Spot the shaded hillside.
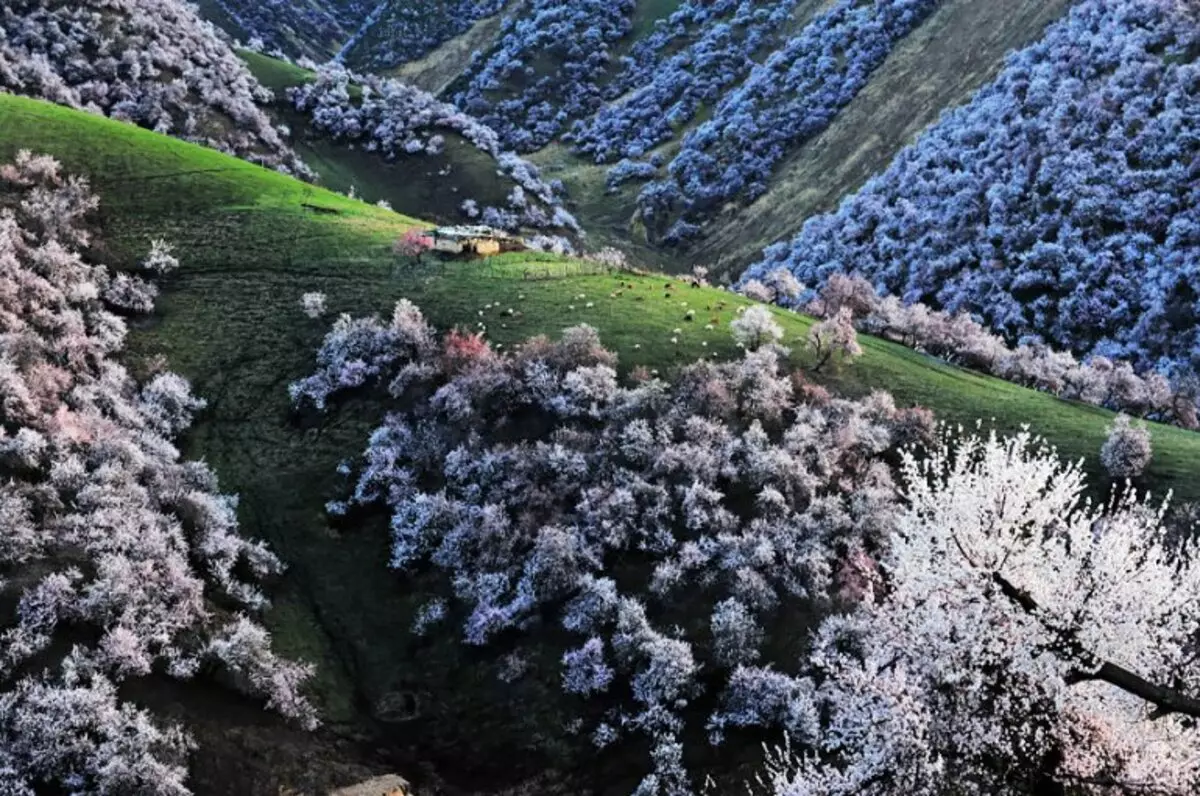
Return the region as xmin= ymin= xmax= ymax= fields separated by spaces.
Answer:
xmin=388 ymin=10 xmax=510 ymax=95
xmin=400 ymin=0 xmax=1077 ymax=272
xmin=194 ymin=0 xmax=1084 ymax=272
xmin=340 ymin=0 xmax=511 ymax=72
xmin=195 ymin=0 xmax=372 ymax=61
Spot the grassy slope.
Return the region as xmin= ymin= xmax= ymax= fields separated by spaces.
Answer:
xmin=241 ymin=50 xmax=523 ymax=225
xmin=4 ymin=93 xmax=1199 ymax=789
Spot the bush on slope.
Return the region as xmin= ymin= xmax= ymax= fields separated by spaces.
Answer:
xmin=0 ymin=0 xmax=304 ymax=173
xmin=746 ymin=0 xmax=1200 ymax=375
xmin=638 ymin=0 xmax=942 ymax=242
xmin=0 ymin=152 xmax=314 ymax=793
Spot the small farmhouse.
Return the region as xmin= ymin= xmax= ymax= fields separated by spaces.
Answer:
xmin=432 ymin=225 xmax=525 ymax=256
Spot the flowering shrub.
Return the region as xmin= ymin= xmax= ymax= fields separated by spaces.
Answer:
xmin=1101 ymin=414 xmax=1153 ymax=479
xmin=729 ymin=305 xmax=784 ymax=350
xmin=301 ymin=291 xmax=328 ymax=319
xmin=638 ymin=0 xmax=942 ymax=238
xmin=294 ymin=305 xmax=930 ymax=793
xmin=393 ymin=229 xmax=434 ymax=260
xmin=0 ymin=153 xmax=314 ymax=792
xmin=0 ymin=0 xmax=305 ymax=173
xmin=746 ymin=0 xmax=1200 ymax=374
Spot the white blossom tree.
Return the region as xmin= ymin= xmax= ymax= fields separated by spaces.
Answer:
xmin=1101 ymin=414 xmax=1153 ymax=480
xmin=757 ymin=429 xmax=1200 ymax=795
xmin=730 ymin=305 xmax=785 ymax=350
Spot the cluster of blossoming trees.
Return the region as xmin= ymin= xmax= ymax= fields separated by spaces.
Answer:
xmin=451 ymin=0 xmax=637 ymax=151
xmin=571 ymin=0 xmax=800 ymax=170
xmin=0 ymin=153 xmax=314 ymax=793
xmin=289 ymin=64 xmax=580 ymax=232
xmin=757 ymin=428 xmax=1200 ymax=794
xmin=753 ymin=273 xmax=1200 ymax=429
xmin=635 ymin=0 xmax=942 ymax=242
xmin=293 ymin=294 xmax=1200 ymax=794
xmin=450 ymin=0 xmax=942 ymax=234
xmin=0 ymin=0 xmax=305 ymax=174
xmin=747 ymin=0 xmax=1200 ymax=375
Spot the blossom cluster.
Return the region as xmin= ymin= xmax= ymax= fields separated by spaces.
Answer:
xmin=0 ymin=0 xmax=305 ymax=174
xmin=765 ymin=270 xmax=1200 ymax=429
xmin=754 ymin=429 xmax=1200 ymax=794
xmin=0 ymin=153 xmax=314 ymax=793
xmin=746 ymin=0 xmax=1200 ymax=373
xmin=293 ymin=303 xmax=932 ymax=793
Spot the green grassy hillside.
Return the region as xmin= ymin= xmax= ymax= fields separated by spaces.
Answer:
xmin=240 ymin=50 xmax=532 ymax=227
xmin=3 ymin=93 xmax=1198 ymax=792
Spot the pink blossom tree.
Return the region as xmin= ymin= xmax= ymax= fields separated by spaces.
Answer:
xmin=393 ymin=229 xmax=435 ymax=262
xmin=807 ymin=307 xmax=862 ymax=372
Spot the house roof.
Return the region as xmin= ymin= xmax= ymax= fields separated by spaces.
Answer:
xmin=433 ymin=225 xmax=521 ymax=242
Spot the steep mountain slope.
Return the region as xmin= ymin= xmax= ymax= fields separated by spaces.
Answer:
xmin=746 ymin=0 xmax=1200 ymax=373
xmin=340 ymin=0 xmax=510 ymax=72
xmin=195 ymin=0 xmax=373 ymax=61
xmin=699 ymin=0 xmax=1074 ymax=270
xmin=385 ymin=0 xmax=1074 ymax=270
xmin=202 ymin=0 xmax=513 ymax=71
xmin=4 ymin=90 xmax=1200 ymax=793
xmin=190 ymin=1 xmax=1088 ymax=270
